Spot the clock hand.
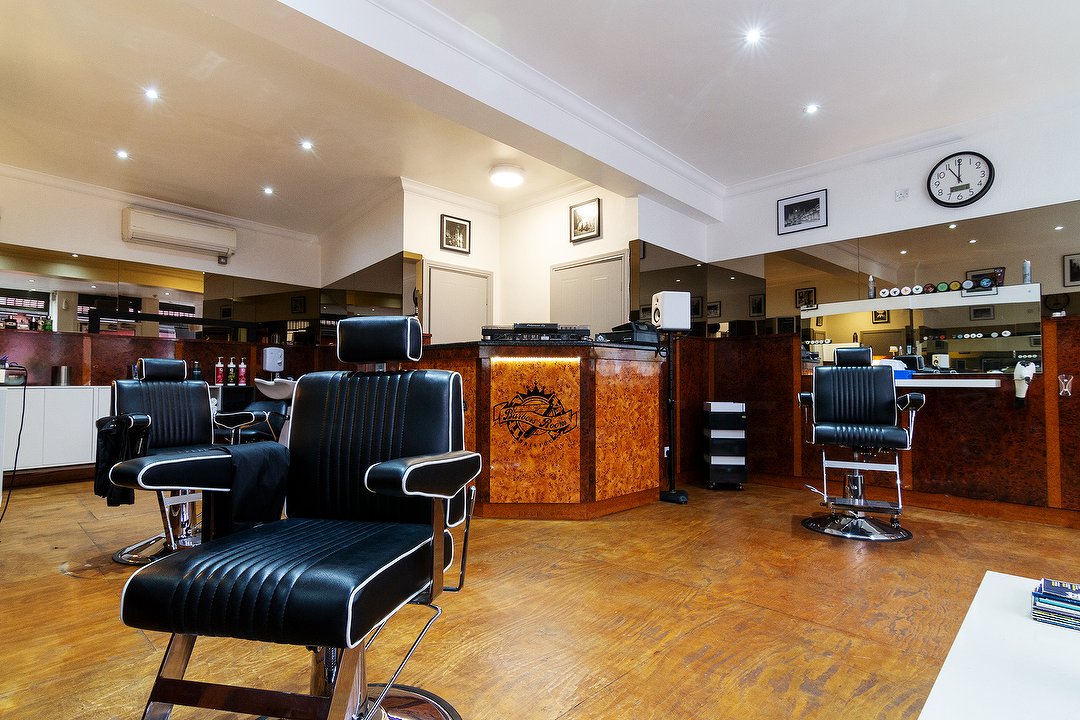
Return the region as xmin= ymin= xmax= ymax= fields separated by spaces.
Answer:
xmin=954 ymin=158 xmax=963 ymax=182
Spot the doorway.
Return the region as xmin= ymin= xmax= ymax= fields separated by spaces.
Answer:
xmin=550 ymin=252 xmax=629 ymax=335
xmin=426 ymin=263 xmax=492 ymax=343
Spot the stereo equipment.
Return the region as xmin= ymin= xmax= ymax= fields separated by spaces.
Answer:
xmin=652 ymin=291 xmax=691 ymax=331
xmin=601 ymin=321 xmax=660 ymax=345
xmin=481 ymin=323 xmax=591 ymax=341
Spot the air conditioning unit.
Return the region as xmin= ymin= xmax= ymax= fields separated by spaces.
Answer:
xmin=122 ymin=207 xmax=237 ymax=259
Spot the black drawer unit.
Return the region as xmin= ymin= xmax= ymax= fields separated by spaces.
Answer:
xmin=703 ymin=401 xmax=746 ymax=489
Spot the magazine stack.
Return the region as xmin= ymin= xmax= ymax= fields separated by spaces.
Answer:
xmin=1031 ymin=578 xmax=1080 ymax=631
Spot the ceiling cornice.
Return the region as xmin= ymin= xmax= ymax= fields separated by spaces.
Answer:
xmin=276 ymin=0 xmax=727 ymax=220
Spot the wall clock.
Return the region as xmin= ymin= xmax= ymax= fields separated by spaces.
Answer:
xmin=1043 ymin=293 xmax=1070 ymax=312
xmin=926 ymin=151 xmax=994 ymax=207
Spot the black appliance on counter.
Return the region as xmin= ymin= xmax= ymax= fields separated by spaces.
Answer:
xmin=482 ymin=323 xmax=591 ymax=341
xmin=597 ymin=321 xmax=660 ymax=346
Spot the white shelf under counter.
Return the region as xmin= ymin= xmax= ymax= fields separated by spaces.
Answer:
xmin=895 ymin=376 xmax=1002 ymax=388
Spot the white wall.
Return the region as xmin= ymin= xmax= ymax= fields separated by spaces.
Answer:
xmin=0 ymin=165 xmax=320 ymax=287
xmin=321 ymin=182 xmax=404 ymax=287
xmin=637 ymin=195 xmax=708 ymax=261
xmin=710 ymin=99 xmax=1080 ymax=263
xmin=499 ymin=187 xmax=637 ymax=324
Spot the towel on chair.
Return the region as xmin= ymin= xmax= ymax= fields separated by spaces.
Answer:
xmin=220 ymin=442 xmax=289 ymax=532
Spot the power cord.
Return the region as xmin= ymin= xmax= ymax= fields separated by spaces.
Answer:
xmin=0 ymin=363 xmax=28 ymax=529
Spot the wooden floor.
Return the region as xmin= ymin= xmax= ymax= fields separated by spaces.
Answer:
xmin=1 ymin=478 xmax=1078 ymax=719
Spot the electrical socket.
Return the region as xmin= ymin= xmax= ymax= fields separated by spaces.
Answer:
xmin=894 ymin=188 xmax=909 ymax=202
xmin=663 ymin=445 xmax=670 ymax=457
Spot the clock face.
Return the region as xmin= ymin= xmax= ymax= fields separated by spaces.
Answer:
xmin=927 ymin=151 xmax=995 ymax=207
xmin=1044 ymin=293 xmax=1070 ymax=311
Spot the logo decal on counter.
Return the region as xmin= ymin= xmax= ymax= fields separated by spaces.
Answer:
xmin=493 ymin=384 xmax=578 ymax=443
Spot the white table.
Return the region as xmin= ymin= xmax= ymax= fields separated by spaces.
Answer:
xmin=919 ymin=570 xmax=1080 ymax=718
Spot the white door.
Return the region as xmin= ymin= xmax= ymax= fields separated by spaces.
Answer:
xmin=427 ymin=264 xmax=492 ymax=344
xmin=550 ymin=252 xmax=628 ymax=335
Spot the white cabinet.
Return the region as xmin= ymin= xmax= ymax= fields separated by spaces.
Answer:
xmin=3 ymin=386 xmax=110 ymax=471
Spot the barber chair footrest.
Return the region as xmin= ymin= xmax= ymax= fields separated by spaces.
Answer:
xmin=802 ymin=514 xmax=912 ymax=542
xmin=825 ymin=497 xmax=901 ymax=515
xmin=366 ymin=684 xmax=462 ymax=720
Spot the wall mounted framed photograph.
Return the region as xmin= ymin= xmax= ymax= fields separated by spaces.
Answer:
xmin=969 ymin=305 xmax=995 ymax=321
xmin=690 ymin=296 xmax=704 ymax=320
xmin=962 ymin=266 xmax=1005 ymax=296
xmin=872 ymin=309 xmax=890 ymax=324
xmin=440 ymin=214 xmax=471 ymax=254
xmin=795 ymin=286 xmax=817 ymax=310
xmin=569 ymin=197 xmax=601 ymax=242
xmin=1064 ymin=253 xmax=1080 ymax=287
xmin=290 ymin=296 xmax=306 ymax=314
xmin=815 ymin=315 xmax=823 ymax=327
xmin=777 ymin=189 xmax=827 ymax=235
xmin=748 ymin=293 xmax=765 ymax=317
xmin=706 ymin=301 xmax=721 ymax=318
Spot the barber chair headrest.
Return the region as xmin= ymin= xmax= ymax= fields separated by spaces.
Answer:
xmin=337 ymin=316 xmax=423 ymax=364
xmin=137 ymin=358 xmax=187 ymax=381
xmin=834 ymin=346 xmax=872 ymax=367
xmin=895 ymin=354 xmax=924 ymax=371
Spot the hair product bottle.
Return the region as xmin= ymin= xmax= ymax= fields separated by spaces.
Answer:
xmin=214 ymin=357 xmax=224 ymax=385
xmin=238 ymin=358 xmax=247 ymax=385
xmin=226 ymin=357 xmax=237 ymax=386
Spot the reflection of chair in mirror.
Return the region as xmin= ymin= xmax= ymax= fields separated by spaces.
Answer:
xmin=798 ymin=346 xmax=925 ymax=541
xmin=112 ymin=316 xmax=481 ymax=720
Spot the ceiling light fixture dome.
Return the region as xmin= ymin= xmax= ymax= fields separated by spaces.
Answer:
xmin=489 ymin=164 xmax=525 ymax=188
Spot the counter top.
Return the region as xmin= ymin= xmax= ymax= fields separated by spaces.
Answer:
xmin=896 ymin=377 xmax=1002 ymax=388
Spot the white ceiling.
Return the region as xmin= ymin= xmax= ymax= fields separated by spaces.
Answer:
xmin=3 ymin=0 xmax=1080 ymax=238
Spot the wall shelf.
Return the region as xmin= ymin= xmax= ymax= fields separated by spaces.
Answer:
xmin=801 ymin=283 xmax=1041 ymax=318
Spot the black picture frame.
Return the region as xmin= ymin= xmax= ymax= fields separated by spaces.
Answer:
xmin=795 ymin=286 xmax=817 ymax=310
xmin=440 ymin=214 xmax=471 ymax=254
xmin=691 ymin=296 xmax=704 ymax=320
xmin=970 ymin=305 xmax=995 ymax=321
xmin=570 ymin=198 xmax=602 ymax=242
xmin=962 ymin=267 xmax=1005 ymax=296
xmin=290 ymin=296 xmax=306 ymax=314
xmin=706 ymin=301 xmax=721 ymax=318
xmin=777 ymin=189 xmax=827 ymax=235
xmin=1064 ymin=253 xmax=1080 ymax=287
xmin=872 ymin=309 xmax=890 ymax=324
xmin=748 ymin=293 xmax=765 ymax=317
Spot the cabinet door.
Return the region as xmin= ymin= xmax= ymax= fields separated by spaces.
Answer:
xmin=3 ymin=387 xmax=45 ymax=471
xmin=42 ymin=388 xmax=96 ymax=467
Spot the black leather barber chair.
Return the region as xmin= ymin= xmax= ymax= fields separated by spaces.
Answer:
xmin=100 ymin=358 xmax=274 ymax=565
xmin=212 ymin=399 xmax=289 ymax=444
xmin=111 ymin=316 xmax=481 ymax=720
xmin=798 ymin=346 xmax=925 ymax=542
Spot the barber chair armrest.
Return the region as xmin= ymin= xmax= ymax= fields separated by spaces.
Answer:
xmin=97 ymin=412 xmax=152 ymax=432
xmin=798 ymin=392 xmax=813 ymax=407
xmin=110 ymin=447 xmax=233 ymax=491
xmin=214 ymin=410 xmax=270 ymax=431
xmin=896 ymin=392 xmax=926 ymax=413
xmin=365 ymin=450 xmax=482 ymax=499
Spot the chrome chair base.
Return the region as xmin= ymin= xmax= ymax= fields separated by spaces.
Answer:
xmin=366 ymin=684 xmax=462 ymax=720
xmin=112 ymin=533 xmax=168 ymax=565
xmin=802 ymin=513 xmax=912 ymax=542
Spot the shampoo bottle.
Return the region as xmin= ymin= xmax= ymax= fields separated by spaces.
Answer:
xmin=214 ymin=357 xmax=224 ymax=385
xmin=191 ymin=360 xmax=203 ymax=381
xmin=226 ymin=357 xmax=237 ymax=386
xmin=238 ymin=358 xmax=247 ymax=385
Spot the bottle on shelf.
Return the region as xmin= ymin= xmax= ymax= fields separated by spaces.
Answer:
xmin=214 ymin=357 xmax=224 ymax=385
xmin=190 ymin=360 xmax=203 ymax=381
xmin=237 ymin=357 xmax=247 ymax=385
xmin=226 ymin=357 xmax=237 ymax=386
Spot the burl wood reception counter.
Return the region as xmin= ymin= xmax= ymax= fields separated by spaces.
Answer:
xmin=417 ymin=342 xmax=664 ymax=520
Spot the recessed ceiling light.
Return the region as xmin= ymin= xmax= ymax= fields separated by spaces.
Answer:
xmin=745 ymin=28 xmax=762 ymax=44
xmin=300 ymin=139 xmax=314 ymax=151
xmin=695 ymin=263 xmax=702 ymax=267
xmin=263 ymin=186 xmax=274 ymax=195
xmin=1054 ymin=225 xmax=1064 ymax=231
xmin=28 ymin=278 xmax=34 ymax=283
xmin=489 ymin=164 xmax=525 ymax=188
xmin=900 ymin=250 xmax=908 ymax=255
xmin=91 ymin=285 xmax=97 ymax=289
xmin=948 ymin=223 xmax=958 ymax=229
xmin=730 ymin=276 xmax=736 ymax=280
xmin=144 ymin=88 xmax=159 ymax=101
xmin=71 ymin=253 xmax=79 ymax=258
xmin=968 ymin=239 xmax=978 ymax=244
xmin=803 ymin=103 xmax=820 ymax=114
xmin=675 ymin=278 xmax=681 ymax=283
xmin=164 ymin=292 xmax=170 ymax=296
xmin=116 ymin=150 xmax=129 ymax=160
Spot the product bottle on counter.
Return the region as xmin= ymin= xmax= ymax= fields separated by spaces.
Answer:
xmin=214 ymin=357 xmax=224 ymax=385
xmin=237 ymin=358 xmax=247 ymax=385
xmin=190 ymin=360 xmax=203 ymax=381
xmin=226 ymin=357 xmax=237 ymax=385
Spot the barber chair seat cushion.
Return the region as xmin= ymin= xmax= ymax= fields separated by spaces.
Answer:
xmin=122 ymin=517 xmax=435 ymax=649
xmin=811 ymin=422 xmax=909 ymax=450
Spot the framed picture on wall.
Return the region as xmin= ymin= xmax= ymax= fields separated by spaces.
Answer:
xmin=440 ymin=214 xmax=471 ymax=254
xmin=962 ymin=266 xmax=1005 ymax=296
xmin=748 ymin=293 xmax=765 ymax=317
xmin=1064 ymin=253 xmax=1080 ymax=287
xmin=570 ymin=198 xmax=602 ymax=242
xmin=290 ymin=296 xmax=306 ymax=314
xmin=706 ymin=301 xmax=721 ymax=318
xmin=872 ymin=309 xmax=890 ymax=324
xmin=691 ymin=296 xmax=704 ymax=320
xmin=970 ymin=305 xmax=995 ymax=321
xmin=795 ymin=286 xmax=817 ymax=310
xmin=777 ymin=189 xmax=828 ymax=235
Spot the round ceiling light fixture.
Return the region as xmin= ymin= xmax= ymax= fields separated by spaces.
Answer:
xmin=489 ymin=164 xmax=525 ymax=188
